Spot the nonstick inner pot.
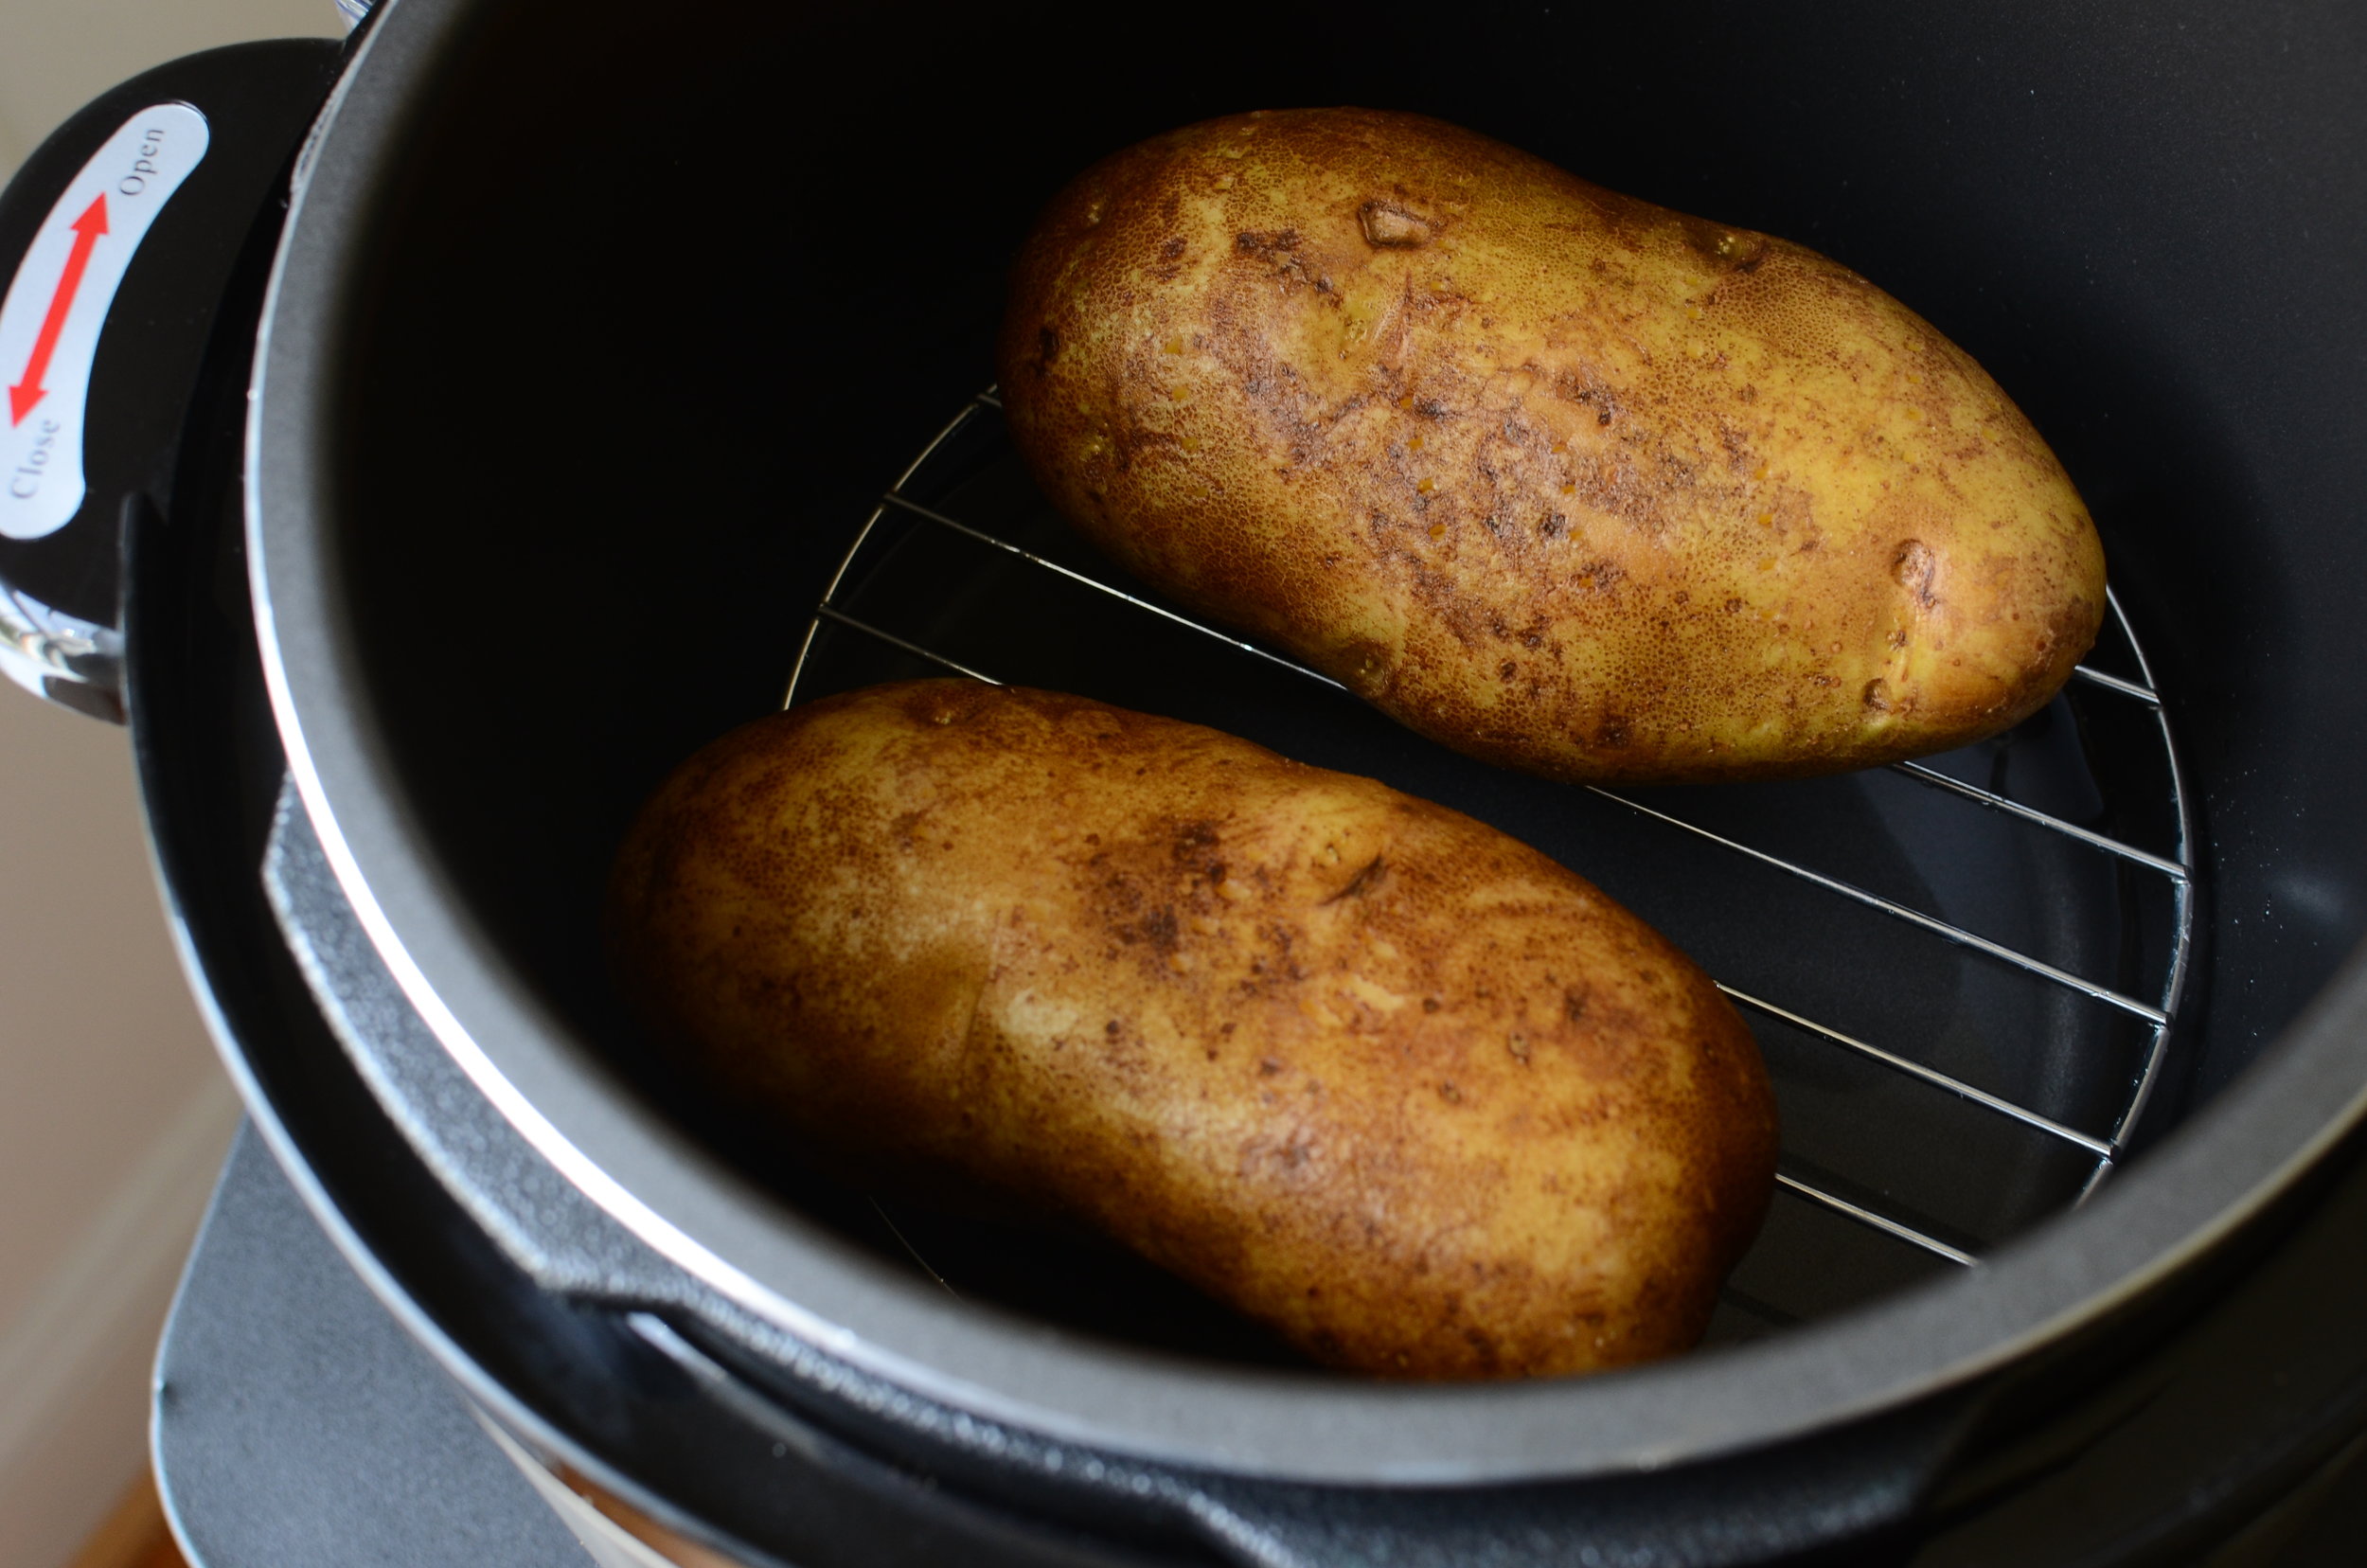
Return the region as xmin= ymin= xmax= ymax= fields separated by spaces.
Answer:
xmin=333 ymin=0 xmax=2367 ymax=1367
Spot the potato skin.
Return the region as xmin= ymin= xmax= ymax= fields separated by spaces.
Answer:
xmin=998 ymin=108 xmax=2106 ymax=783
xmin=607 ymin=682 xmax=1776 ymax=1380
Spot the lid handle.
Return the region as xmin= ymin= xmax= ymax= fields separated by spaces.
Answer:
xmin=0 ymin=38 xmax=345 ymax=721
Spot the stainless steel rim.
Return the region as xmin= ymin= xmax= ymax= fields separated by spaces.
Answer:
xmin=245 ymin=0 xmax=2367 ymax=1486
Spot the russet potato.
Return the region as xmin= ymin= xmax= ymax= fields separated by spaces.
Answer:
xmin=998 ymin=108 xmax=2107 ymax=783
xmin=606 ymin=681 xmax=1777 ymax=1380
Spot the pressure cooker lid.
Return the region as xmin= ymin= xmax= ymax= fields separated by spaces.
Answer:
xmin=247 ymin=0 xmax=2367 ymax=1481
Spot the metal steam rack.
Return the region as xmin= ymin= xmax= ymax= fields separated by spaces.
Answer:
xmin=783 ymin=387 xmax=2196 ymax=1336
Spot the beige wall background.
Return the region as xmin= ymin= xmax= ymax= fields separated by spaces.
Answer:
xmin=0 ymin=7 xmax=345 ymax=1567
xmin=0 ymin=1 xmax=342 ymax=180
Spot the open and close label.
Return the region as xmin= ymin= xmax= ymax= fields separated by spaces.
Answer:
xmin=0 ymin=103 xmax=209 ymax=541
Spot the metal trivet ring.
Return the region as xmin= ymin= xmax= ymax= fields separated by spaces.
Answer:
xmin=783 ymin=388 xmax=2196 ymax=1336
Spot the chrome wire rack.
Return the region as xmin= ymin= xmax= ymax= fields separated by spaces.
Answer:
xmin=784 ymin=389 xmax=2196 ymax=1335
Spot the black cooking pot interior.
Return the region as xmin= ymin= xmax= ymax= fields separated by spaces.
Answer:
xmin=332 ymin=0 xmax=2367 ymax=1362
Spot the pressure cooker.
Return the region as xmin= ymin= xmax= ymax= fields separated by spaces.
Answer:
xmin=7 ymin=1 xmax=2367 ymax=1561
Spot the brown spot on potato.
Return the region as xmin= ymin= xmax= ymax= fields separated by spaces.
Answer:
xmin=1343 ymin=640 xmax=1394 ymax=699
xmin=1323 ymin=855 xmax=1388 ymax=904
xmin=1359 ymin=201 xmax=1434 ymax=248
xmin=1894 ymin=539 xmax=1938 ymax=608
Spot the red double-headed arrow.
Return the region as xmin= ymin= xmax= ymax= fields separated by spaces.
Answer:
xmin=8 ymin=194 xmax=108 ymax=427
